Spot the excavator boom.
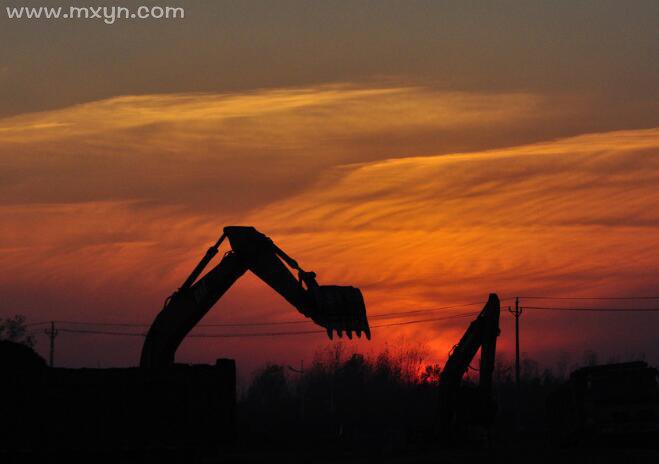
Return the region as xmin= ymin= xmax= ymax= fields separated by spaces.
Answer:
xmin=140 ymin=226 xmax=370 ymax=368
xmin=437 ymin=293 xmax=500 ymax=438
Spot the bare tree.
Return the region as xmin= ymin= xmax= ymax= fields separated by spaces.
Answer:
xmin=0 ymin=315 xmax=35 ymax=347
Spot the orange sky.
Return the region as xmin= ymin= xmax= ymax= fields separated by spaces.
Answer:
xmin=1 ymin=2 xmax=658 ymax=377
xmin=1 ymin=86 xmax=658 ymax=375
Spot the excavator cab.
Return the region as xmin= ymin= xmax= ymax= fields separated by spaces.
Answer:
xmin=141 ymin=226 xmax=371 ymax=368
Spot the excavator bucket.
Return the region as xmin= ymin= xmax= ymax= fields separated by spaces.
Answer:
xmin=311 ymin=285 xmax=371 ymax=340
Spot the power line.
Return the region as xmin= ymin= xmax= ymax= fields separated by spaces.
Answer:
xmin=51 ymin=311 xmax=482 ymax=339
xmin=185 ymin=316 xmax=472 ymax=338
xmin=370 ymin=311 xmax=479 ymax=328
xmin=23 ymin=294 xmax=659 ymax=370
xmin=522 ymin=306 xmax=659 ymax=312
xmin=369 ymin=302 xmax=489 ymax=320
xmin=25 ymin=321 xmax=55 ymax=327
xmin=32 ymin=320 xmax=149 ymax=328
xmin=58 ymin=328 xmax=145 ymax=337
xmin=20 ymin=301 xmax=490 ymax=329
xmin=20 ymin=296 xmax=659 ymax=339
xmin=518 ymin=296 xmax=659 ymax=300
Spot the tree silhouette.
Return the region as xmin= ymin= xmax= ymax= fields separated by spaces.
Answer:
xmin=0 ymin=315 xmax=35 ymax=347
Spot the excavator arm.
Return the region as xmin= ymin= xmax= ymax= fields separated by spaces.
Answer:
xmin=140 ymin=226 xmax=371 ymax=368
xmin=436 ymin=293 xmax=500 ymax=438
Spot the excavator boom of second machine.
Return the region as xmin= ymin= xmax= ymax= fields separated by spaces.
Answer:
xmin=437 ymin=293 xmax=501 ymax=440
xmin=141 ymin=226 xmax=371 ymax=368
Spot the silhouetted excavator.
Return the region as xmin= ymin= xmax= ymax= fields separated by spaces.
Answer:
xmin=1 ymin=227 xmax=369 ymax=454
xmin=436 ymin=293 xmax=500 ymax=442
xmin=141 ymin=226 xmax=371 ymax=368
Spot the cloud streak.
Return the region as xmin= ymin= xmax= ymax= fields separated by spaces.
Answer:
xmin=1 ymin=85 xmax=556 ymax=216
xmin=244 ymin=127 xmax=659 ymax=362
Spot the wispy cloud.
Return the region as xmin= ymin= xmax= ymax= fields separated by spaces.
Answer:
xmin=244 ymin=128 xmax=659 ymax=361
xmin=0 ymin=86 xmax=553 ymax=215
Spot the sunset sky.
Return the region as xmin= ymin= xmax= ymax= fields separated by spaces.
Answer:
xmin=1 ymin=1 xmax=658 ymax=377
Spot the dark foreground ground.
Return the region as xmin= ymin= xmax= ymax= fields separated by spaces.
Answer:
xmin=2 ymin=341 xmax=657 ymax=463
xmin=3 ymin=444 xmax=658 ymax=464
xmin=221 ymin=448 xmax=658 ymax=464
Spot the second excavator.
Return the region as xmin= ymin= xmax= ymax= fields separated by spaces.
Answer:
xmin=141 ymin=226 xmax=371 ymax=368
xmin=436 ymin=293 xmax=501 ymax=442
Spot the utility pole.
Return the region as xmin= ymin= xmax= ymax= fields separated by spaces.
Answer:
xmin=44 ymin=321 xmax=58 ymax=367
xmin=508 ymin=297 xmax=522 ymax=436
